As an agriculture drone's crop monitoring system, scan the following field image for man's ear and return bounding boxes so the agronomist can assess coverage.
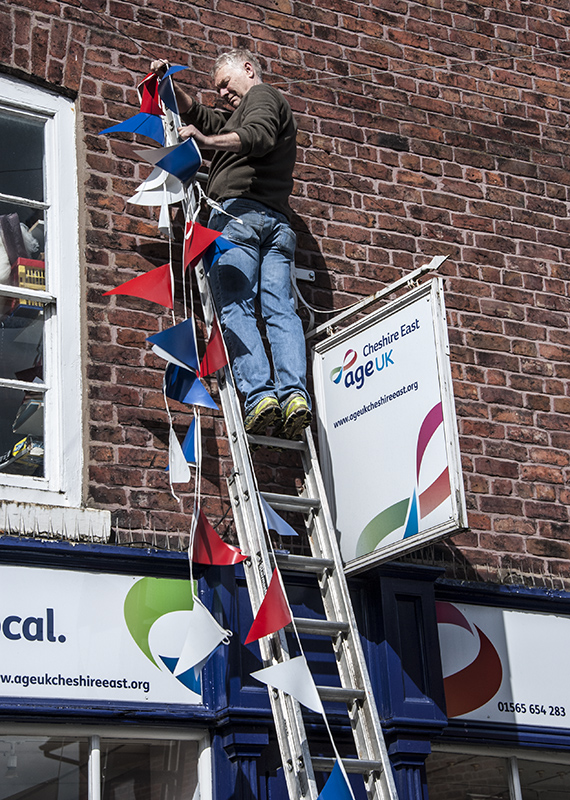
[244,62,255,78]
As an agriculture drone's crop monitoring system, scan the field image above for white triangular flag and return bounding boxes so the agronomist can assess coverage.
[251,655,324,715]
[128,167,185,206]
[174,598,231,677]
[169,428,191,484]
[158,191,171,236]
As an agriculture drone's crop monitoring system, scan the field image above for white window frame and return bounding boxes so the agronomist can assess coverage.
[0,76,109,540]
[0,722,212,800]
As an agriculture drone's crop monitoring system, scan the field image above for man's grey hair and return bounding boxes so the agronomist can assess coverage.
[213,49,263,79]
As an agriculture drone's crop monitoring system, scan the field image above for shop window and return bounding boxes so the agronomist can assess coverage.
[0,732,205,799]
[518,758,570,799]
[427,750,570,800]
[426,751,510,798]
[0,76,108,538]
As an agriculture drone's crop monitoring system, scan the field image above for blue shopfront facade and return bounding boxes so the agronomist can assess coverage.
[0,536,569,799]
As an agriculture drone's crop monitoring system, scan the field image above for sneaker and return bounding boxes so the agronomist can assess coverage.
[280,394,312,440]
[244,395,281,435]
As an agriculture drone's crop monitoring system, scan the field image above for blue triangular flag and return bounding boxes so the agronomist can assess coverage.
[99,112,165,145]
[181,418,197,464]
[163,65,187,79]
[260,495,298,537]
[147,318,199,371]
[158,66,187,112]
[202,236,238,274]
[156,138,202,183]
[318,761,354,800]
[165,364,218,410]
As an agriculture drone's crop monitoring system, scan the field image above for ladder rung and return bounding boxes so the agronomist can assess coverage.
[275,553,334,573]
[317,685,365,703]
[289,617,349,636]
[312,757,385,775]
[261,491,321,513]
[247,432,307,451]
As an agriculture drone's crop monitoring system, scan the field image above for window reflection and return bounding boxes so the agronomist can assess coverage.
[0,204,45,291]
[0,113,45,202]
[426,752,510,799]
[0,736,201,799]
[518,759,570,799]
[0,386,44,477]
[0,737,87,800]
[101,739,200,800]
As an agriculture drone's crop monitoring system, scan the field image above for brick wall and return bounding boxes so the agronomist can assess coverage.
[1,0,569,585]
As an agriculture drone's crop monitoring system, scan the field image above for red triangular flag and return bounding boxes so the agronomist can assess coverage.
[245,568,292,645]
[103,263,173,308]
[138,72,164,116]
[199,317,228,377]
[183,222,222,271]
[192,508,247,566]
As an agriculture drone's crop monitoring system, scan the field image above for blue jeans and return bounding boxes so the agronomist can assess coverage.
[207,199,309,414]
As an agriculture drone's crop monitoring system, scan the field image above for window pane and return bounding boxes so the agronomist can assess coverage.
[0,112,45,202]
[0,386,44,477]
[426,751,510,799]
[519,759,570,799]
[0,202,45,290]
[0,736,88,800]
[101,739,200,800]
[0,305,44,382]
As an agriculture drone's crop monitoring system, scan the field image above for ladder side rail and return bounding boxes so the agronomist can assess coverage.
[300,429,400,800]
[194,262,319,800]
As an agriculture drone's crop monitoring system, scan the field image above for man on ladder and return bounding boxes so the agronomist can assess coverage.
[151,49,312,440]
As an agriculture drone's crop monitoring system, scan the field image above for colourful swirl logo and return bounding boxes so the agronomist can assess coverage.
[436,602,503,717]
[356,402,452,556]
[330,349,357,384]
[124,576,200,694]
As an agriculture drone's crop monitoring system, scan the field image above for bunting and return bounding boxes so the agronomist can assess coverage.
[316,761,356,800]
[168,428,191,484]
[137,71,164,116]
[137,140,202,184]
[199,317,228,377]
[164,364,218,410]
[245,568,292,645]
[251,655,324,715]
[173,597,231,678]
[260,495,299,537]
[191,507,247,566]
[184,222,222,271]
[99,113,165,145]
[147,318,199,371]
[103,263,173,309]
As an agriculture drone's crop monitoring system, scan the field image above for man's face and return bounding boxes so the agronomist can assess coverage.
[214,63,256,108]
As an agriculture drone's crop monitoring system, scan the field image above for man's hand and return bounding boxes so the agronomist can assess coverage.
[178,124,209,147]
[150,59,169,76]
[178,126,242,153]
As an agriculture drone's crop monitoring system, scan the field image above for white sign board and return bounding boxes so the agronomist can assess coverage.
[312,278,467,573]
[0,564,209,705]
[437,601,570,727]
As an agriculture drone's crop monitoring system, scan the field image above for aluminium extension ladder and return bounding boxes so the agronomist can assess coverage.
[194,251,399,800]
[162,104,399,800]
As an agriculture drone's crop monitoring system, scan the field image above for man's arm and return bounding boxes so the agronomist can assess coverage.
[178,125,241,153]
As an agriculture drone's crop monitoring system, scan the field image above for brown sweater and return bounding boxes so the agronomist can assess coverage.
[183,84,297,220]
